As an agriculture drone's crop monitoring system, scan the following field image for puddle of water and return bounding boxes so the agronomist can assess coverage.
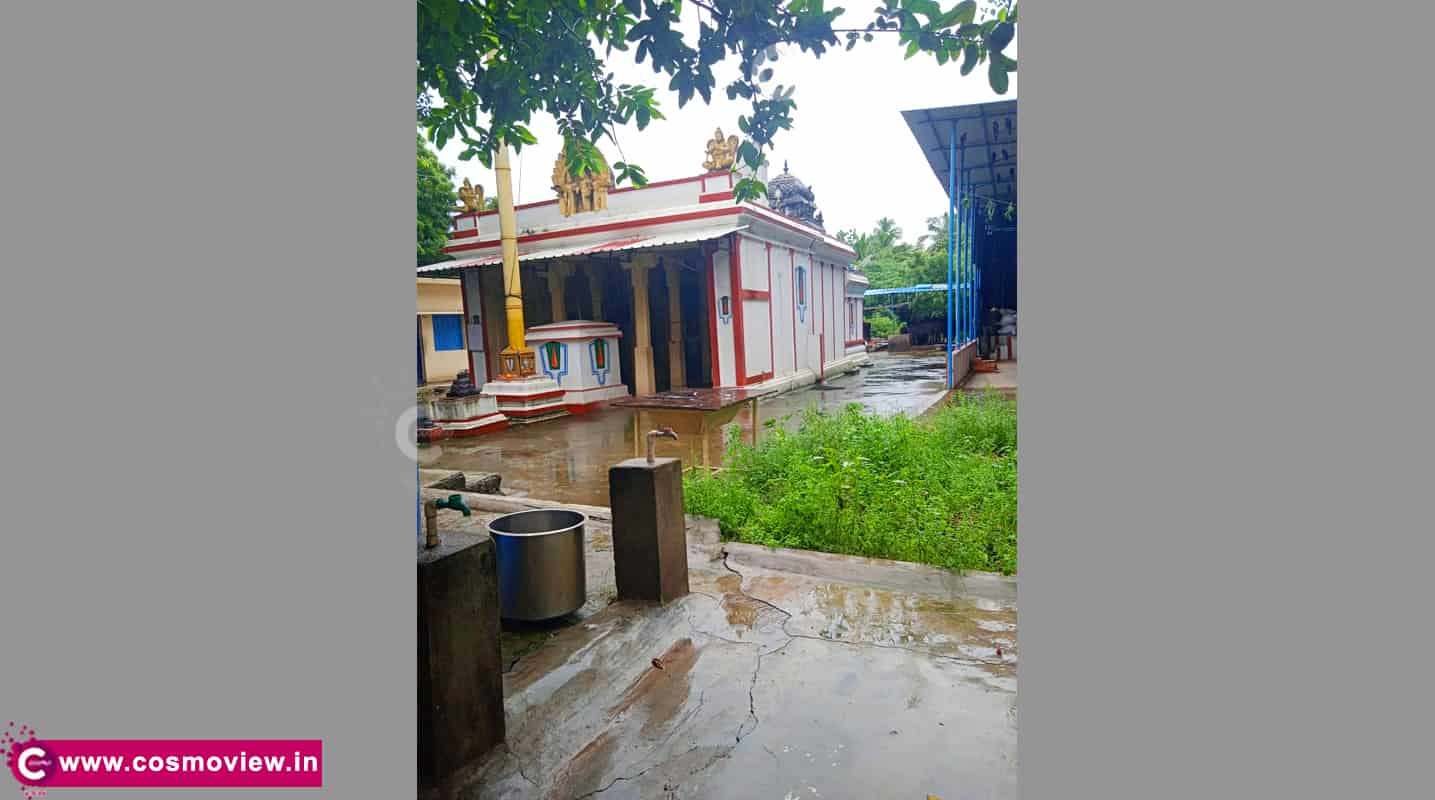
[419,352,951,506]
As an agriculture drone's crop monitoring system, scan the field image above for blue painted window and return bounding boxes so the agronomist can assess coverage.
[431,314,464,351]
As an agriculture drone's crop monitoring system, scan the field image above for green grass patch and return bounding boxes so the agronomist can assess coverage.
[683,392,1017,575]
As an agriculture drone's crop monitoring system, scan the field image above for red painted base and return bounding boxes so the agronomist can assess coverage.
[418,418,509,442]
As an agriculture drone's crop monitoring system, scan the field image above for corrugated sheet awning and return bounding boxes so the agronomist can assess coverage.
[901,99,1016,203]
[863,282,972,298]
[417,223,746,275]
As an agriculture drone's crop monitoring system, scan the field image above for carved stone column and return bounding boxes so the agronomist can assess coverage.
[590,264,605,322]
[547,263,570,323]
[626,255,657,396]
[666,264,686,389]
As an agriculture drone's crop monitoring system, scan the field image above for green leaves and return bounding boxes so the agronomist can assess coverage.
[988,52,1016,95]
[960,43,979,75]
[988,58,1008,94]
[988,21,1014,53]
[418,0,1017,197]
[613,160,649,187]
[936,0,977,29]
[733,177,767,203]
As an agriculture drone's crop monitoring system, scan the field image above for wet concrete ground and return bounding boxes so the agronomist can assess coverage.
[419,352,952,507]
[421,488,1016,800]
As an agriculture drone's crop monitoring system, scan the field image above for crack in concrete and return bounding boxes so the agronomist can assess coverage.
[577,743,703,800]
[506,742,540,790]
[504,635,551,673]
[721,550,1011,671]
[515,555,1011,799]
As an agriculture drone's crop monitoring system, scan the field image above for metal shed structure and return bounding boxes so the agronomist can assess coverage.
[902,99,1017,387]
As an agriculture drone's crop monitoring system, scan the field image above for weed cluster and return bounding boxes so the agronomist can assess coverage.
[684,392,1017,574]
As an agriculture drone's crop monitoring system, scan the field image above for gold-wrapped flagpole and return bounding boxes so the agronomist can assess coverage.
[494,139,535,378]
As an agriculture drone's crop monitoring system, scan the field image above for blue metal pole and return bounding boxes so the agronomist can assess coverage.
[973,200,981,347]
[946,122,957,388]
[957,139,967,353]
[972,196,978,342]
[958,175,967,346]
[967,189,975,344]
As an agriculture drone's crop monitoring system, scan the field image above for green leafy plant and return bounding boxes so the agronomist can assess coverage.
[684,392,1017,574]
[417,134,458,266]
[866,310,902,337]
[418,0,1017,202]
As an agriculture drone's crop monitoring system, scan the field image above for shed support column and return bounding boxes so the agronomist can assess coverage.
[627,255,657,396]
[548,263,569,323]
[666,264,686,389]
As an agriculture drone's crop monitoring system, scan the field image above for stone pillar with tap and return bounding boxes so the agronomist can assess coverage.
[609,429,689,603]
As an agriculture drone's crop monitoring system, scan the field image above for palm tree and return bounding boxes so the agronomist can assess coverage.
[917,213,949,250]
[871,217,902,250]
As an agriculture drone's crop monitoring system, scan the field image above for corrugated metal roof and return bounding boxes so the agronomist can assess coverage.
[417,223,746,275]
[863,282,972,298]
[901,99,1016,203]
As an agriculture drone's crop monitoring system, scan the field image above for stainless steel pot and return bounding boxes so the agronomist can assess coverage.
[487,508,587,621]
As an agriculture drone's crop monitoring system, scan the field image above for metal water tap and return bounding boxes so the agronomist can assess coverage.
[646,427,678,464]
[423,494,471,549]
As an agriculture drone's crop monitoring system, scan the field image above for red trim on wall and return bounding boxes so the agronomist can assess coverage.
[432,411,508,424]
[486,388,566,403]
[765,243,775,380]
[746,371,773,384]
[525,331,623,343]
[564,400,608,415]
[452,173,712,224]
[743,204,858,259]
[730,233,748,385]
[698,190,734,203]
[789,249,798,373]
[434,417,510,438]
[819,261,827,371]
[444,206,742,254]
[445,200,858,261]
[707,248,721,387]
[528,320,620,332]
[501,403,568,418]
[739,289,770,300]
[450,228,478,239]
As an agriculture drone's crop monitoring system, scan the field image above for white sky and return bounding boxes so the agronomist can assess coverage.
[429,19,1016,245]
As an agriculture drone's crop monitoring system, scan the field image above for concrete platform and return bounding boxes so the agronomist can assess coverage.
[420,488,1017,800]
[962,359,1018,396]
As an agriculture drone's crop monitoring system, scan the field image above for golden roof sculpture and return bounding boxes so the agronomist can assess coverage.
[456,177,485,214]
[552,147,613,217]
[702,127,740,172]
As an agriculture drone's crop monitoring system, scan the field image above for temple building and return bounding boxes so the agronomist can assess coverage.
[417,131,870,435]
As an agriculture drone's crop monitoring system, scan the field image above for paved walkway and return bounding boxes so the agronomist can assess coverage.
[421,488,1017,800]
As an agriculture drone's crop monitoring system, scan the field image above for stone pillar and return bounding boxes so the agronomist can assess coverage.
[666,264,686,389]
[417,532,505,787]
[548,263,569,323]
[608,456,689,603]
[627,255,656,396]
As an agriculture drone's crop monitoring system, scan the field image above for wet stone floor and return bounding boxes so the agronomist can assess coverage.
[418,352,951,507]
[424,493,1016,800]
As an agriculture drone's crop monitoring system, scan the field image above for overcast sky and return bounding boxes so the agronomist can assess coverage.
[429,18,1016,245]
